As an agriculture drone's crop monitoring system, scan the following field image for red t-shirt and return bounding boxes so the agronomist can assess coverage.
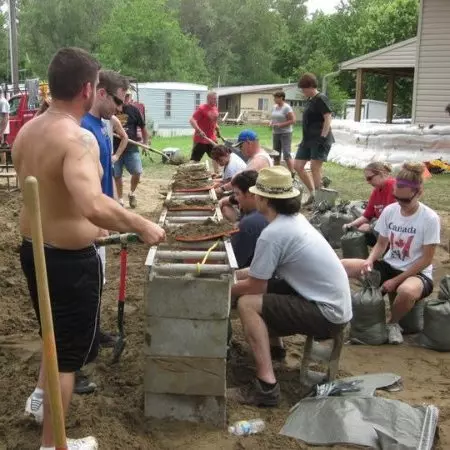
[363,177,396,220]
[193,104,219,144]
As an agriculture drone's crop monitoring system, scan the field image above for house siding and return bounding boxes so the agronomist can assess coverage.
[413,0,450,124]
[138,86,207,135]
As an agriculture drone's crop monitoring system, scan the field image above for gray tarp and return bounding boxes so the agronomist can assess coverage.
[281,397,438,450]
[281,373,438,450]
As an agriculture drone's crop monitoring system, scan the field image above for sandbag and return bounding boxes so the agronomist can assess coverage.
[321,211,354,249]
[419,276,450,351]
[350,271,388,345]
[399,299,425,334]
[341,230,369,259]
[348,200,367,220]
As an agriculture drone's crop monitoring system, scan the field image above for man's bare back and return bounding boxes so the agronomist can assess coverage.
[14,111,107,249]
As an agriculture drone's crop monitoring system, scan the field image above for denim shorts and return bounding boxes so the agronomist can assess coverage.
[113,148,143,177]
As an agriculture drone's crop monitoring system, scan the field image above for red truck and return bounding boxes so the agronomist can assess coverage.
[6,93,38,147]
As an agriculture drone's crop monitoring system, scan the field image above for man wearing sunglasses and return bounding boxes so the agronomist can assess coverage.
[113,92,149,208]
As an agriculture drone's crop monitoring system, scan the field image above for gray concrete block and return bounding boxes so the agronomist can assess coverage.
[145,356,226,397]
[144,317,228,358]
[145,275,230,320]
[144,392,226,428]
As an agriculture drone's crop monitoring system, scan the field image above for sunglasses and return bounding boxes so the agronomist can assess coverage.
[106,91,124,106]
[365,174,377,182]
[394,193,416,203]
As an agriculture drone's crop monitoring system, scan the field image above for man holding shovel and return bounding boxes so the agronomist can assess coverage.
[113,92,149,208]
[189,91,220,173]
[14,47,165,450]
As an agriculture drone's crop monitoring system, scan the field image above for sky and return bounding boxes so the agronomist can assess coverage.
[306,0,342,14]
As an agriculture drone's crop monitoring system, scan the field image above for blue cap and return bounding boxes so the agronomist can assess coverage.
[237,129,258,144]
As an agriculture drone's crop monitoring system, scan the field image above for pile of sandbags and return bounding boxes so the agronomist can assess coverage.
[309,200,367,249]
[350,271,388,345]
[419,276,450,351]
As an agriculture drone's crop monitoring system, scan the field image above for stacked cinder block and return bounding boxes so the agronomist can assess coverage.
[144,269,232,427]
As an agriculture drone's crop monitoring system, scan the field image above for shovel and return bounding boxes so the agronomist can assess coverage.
[95,233,143,363]
[113,134,171,162]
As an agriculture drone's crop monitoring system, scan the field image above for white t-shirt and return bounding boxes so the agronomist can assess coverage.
[223,152,246,180]
[271,103,293,134]
[375,202,440,279]
[0,97,10,135]
[249,214,352,324]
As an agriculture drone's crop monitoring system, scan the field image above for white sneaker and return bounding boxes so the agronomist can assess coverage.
[128,193,137,208]
[387,323,403,345]
[25,391,44,424]
[40,437,98,450]
[67,436,98,450]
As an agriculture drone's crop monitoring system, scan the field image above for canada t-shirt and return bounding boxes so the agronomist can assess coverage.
[375,202,440,279]
[223,152,246,180]
[363,177,396,220]
[193,104,219,144]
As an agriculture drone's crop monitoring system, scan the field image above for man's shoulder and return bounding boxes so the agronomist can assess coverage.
[240,211,268,228]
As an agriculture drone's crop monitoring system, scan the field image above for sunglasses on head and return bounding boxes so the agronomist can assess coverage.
[106,91,123,106]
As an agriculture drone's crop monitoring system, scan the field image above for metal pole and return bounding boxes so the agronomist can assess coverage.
[8,0,20,93]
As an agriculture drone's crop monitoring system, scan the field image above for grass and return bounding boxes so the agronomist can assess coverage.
[143,125,450,213]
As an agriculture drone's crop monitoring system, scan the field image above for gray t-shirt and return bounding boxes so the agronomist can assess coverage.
[249,214,352,324]
[271,103,293,134]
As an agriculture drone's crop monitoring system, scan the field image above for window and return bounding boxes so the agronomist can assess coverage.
[8,96,21,116]
[257,98,269,111]
[195,93,201,109]
[165,92,172,118]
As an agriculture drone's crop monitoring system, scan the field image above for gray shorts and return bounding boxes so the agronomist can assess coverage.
[273,133,293,160]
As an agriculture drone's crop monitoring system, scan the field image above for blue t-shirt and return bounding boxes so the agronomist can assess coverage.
[81,113,114,198]
[231,210,269,268]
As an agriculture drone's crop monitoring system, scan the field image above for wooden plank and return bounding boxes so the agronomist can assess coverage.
[144,356,226,397]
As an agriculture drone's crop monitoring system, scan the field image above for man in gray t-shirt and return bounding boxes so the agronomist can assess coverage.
[229,166,352,407]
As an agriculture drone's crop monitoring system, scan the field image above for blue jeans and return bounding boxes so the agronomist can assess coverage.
[113,148,143,177]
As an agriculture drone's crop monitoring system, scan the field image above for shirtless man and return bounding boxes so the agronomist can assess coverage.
[14,47,165,450]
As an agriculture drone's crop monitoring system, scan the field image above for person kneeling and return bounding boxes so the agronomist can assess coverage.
[230,166,352,407]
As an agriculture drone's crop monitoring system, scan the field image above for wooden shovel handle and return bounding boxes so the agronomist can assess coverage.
[23,177,67,450]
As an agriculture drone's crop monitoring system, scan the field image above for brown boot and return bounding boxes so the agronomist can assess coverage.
[228,379,280,407]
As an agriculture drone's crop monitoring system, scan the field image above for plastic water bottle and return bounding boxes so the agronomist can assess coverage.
[228,419,266,436]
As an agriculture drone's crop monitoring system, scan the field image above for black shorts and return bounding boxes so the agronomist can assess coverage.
[20,239,102,373]
[295,140,331,162]
[190,142,214,162]
[373,260,433,300]
[261,279,345,340]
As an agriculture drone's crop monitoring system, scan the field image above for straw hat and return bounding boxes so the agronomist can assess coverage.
[249,166,300,199]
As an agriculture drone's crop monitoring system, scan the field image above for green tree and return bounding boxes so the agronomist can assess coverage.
[18,0,117,77]
[98,0,209,83]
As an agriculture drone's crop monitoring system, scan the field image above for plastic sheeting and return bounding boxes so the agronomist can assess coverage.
[281,373,438,450]
[329,120,450,169]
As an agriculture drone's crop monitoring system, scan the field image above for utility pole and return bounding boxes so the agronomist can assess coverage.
[8,0,20,94]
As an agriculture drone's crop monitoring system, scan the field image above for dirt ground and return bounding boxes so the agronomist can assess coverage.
[1,176,450,450]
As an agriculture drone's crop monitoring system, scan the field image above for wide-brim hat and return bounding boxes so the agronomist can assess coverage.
[249,166,300,199]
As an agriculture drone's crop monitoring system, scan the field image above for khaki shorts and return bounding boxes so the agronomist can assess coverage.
[262,279,345,339]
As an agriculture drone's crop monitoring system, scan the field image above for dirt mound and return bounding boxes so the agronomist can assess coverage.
[165,218,236,243]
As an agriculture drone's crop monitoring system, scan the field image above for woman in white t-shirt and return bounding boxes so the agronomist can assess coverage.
[270,91,296,173]
[341,162,440,345]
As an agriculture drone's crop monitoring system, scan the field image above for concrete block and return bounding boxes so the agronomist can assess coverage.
[145,275,230,320]
[144,392,226,428]
[144,317,228,358]
[145,356,225,397]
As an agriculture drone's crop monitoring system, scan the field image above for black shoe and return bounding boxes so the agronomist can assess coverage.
[99,330,118,348]
[270,346,286,361]
[228,379,280,407]
[74,372,97,395]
